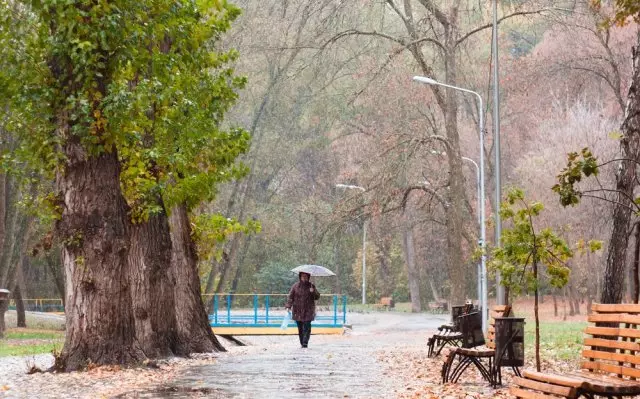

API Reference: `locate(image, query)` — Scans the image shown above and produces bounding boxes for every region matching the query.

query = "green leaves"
[1,0,250,226]
[552,148,599,207]
[488,187,574,296]
[192,213,261,261]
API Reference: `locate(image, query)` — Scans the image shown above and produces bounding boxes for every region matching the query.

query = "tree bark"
[45,251,65,306]
[534,257,541,372]
[128,209,178,358]
[56,149,143,371]
[552,292,558,317]
[13,283,25,328]
[634,222,640,303]
[402,224,421,312]
[602,38,640,304]
[169,204,224,354]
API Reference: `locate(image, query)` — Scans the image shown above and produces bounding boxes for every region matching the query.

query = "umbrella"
[291,264,336,277]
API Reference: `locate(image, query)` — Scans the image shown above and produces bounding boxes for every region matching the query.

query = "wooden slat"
[586,326,640,340]
[583,337,640,352]
[581,360,640,379]
[592,303,640,314]
[582,349,640,366]
[513,377,578,397]
[588,313,640,325]
[522,371,584,388]
[510,387,566,399]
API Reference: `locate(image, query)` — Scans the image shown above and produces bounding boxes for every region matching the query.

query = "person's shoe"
[302,344,307,348]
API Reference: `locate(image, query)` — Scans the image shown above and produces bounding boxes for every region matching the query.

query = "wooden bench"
[510,303,640,398]
[427,303,473,357]
[442,304,515,386]
[379,297,394,308]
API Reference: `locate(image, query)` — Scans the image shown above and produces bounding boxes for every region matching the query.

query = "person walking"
[285,272,320,348]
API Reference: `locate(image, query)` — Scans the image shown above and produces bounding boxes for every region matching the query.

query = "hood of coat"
[298,272,311,284]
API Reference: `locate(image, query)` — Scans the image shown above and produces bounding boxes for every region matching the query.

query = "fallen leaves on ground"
[377,341,576,399]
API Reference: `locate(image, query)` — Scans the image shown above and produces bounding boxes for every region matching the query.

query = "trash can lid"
[0,289,9,294]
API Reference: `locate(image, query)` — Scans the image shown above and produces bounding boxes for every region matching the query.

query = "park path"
[133,312,447,398]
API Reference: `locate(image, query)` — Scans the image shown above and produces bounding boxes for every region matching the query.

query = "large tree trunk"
[442,41,466,306]
[602,39,640,304]
[45,251,65,306]
[634,222,640,303]
[128,209,178,358]
[169,204,224,354]
[56,149,143,371]
[402,224,422,312]
[13,283,25,328]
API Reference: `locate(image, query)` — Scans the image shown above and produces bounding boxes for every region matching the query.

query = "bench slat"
[582,349,640,366]
[592,304,640,314]
[588,313,640,325]
[586,326,640,340]
[522,370,584,388]
[510,387,568,399]
[584,337,640,352]
[512,377,578,397]
[581,360,640,379]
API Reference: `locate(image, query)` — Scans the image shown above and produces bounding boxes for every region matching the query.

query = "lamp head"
[412,76,439,85]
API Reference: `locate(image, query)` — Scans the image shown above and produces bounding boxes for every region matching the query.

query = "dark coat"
[285,279,320,322]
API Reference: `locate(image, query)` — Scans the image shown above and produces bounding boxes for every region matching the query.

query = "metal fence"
[204,293,347,327]
[8,299,64,312]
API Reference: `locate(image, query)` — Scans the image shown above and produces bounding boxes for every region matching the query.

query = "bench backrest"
[379,297,394,307]
[487,304,512,349]
[459,304,512,349]
[582,303,640,379]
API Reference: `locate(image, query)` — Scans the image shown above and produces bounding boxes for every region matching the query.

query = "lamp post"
[336,183,367,305]
[462,156,482,307]
[412,75,488,334]
[492,0,505,305]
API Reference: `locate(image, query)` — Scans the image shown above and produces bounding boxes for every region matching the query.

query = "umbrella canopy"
[291,264,336,277]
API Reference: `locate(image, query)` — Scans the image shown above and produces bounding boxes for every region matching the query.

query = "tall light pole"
[493,0,505,305]
[412,75,488,334]
[462,156,482,307]
[336,183,367,305]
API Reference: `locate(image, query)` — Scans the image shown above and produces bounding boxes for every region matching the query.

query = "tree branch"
[456,9,551,47]
[416,0,449,27]
[402,185,449,210]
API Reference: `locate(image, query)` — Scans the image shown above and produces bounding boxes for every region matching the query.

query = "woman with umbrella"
[285,269,322,348]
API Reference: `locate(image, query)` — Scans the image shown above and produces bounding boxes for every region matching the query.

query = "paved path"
[141,312,447,398]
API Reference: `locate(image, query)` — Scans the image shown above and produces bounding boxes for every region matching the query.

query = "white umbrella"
[291,264,336,277]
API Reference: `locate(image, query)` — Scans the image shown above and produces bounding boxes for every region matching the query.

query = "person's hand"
[309,286,315,293]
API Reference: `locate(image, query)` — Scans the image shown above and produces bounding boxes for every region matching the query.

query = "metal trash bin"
[494,317,525,367]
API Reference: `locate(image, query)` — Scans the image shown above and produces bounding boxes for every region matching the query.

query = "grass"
[524,321,586,362]
[0,328,64,357]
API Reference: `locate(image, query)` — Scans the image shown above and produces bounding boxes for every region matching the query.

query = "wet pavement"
[136,312,447,398]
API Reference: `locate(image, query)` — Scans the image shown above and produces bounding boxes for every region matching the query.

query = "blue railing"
[206,293,347,328]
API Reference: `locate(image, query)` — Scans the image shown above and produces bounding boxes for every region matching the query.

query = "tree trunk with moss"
[170,204,224,354]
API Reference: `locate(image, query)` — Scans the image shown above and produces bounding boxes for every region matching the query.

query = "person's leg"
[302,321,312,347]
[296,321,304,347]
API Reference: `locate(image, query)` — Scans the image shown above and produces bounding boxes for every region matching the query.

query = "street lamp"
[412,75,488,334]
[336,183,367,305]
[462,157,482,307]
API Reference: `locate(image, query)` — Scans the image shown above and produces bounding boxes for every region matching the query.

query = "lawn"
[524,321,586,362]
[0,328,64,357]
